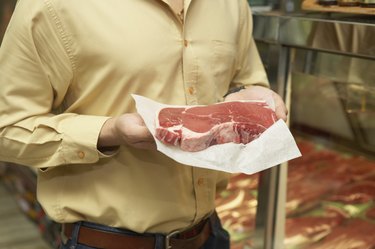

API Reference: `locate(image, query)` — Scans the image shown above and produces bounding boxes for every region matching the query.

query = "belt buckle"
[165,230,180,249]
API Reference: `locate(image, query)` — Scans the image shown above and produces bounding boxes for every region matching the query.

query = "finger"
[132,141,157,150]
[275,105,288,122]
[137,126,154,140]
[133,113,147,126]
[125,124,153,141]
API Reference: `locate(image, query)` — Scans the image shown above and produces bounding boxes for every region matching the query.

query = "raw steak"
[155,101,277,152]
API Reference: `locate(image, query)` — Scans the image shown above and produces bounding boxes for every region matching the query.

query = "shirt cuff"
[60,115,112,164]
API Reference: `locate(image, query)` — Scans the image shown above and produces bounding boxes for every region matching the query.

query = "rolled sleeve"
[60,115,112,165]
[0,0,115,168]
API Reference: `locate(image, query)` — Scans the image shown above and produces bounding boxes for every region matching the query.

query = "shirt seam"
[0,153,63,164]
[43,0,77,72]
[232,0,247,81]
[239,0,247,35]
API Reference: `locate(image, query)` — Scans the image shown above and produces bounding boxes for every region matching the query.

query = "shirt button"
[188,86,195,95]
[78,151,85,159]
[197,178,204,186]
[183,39,189,47]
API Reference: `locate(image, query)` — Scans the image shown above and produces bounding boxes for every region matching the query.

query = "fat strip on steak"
[155,101,277,152]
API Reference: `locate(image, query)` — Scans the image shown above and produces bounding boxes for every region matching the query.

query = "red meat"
[155,101,277,152]
[306,219,375,249]
[326,181,375,204]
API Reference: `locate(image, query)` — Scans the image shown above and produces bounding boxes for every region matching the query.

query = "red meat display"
[366,206,375,220]
[215,137,375,249]
[285,139,375,248]
[326,181,375,204]
[306,219,375,249]
[215,174,259,246]
[285,216,344,248]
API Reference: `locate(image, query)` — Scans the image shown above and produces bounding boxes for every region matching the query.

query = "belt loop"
[154,234,164,249]
[69,222,82,248]
[209,212,217,236]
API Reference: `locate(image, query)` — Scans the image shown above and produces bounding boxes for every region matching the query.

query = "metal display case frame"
[252,9,375,249]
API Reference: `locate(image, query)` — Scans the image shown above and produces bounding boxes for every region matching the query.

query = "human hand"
[224,85,288,121]
[98,113,156,150]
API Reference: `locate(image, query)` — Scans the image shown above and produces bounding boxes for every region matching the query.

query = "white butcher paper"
[132,94,302,175]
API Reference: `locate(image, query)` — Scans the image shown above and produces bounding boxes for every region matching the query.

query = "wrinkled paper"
[133,94,301,175]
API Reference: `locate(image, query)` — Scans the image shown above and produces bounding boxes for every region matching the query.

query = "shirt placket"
[181,0,198,106]
[160,0,206,223]
[192,167,212,223]
[161,0,197,105]
[182,1,210,223]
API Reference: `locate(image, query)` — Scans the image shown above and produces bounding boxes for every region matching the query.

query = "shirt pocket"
[211,40,237,88]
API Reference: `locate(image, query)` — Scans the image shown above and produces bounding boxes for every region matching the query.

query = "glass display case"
[251,2,374,248]
[0,0,16,42]
[284,50,375,249]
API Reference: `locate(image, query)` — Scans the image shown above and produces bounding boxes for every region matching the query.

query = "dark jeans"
[59,213,230,249]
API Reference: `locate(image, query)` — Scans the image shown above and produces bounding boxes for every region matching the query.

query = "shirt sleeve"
[0,0,111,169]
[231,0,269,88]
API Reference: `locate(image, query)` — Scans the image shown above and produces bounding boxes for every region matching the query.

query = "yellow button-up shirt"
[0,0,268,233]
